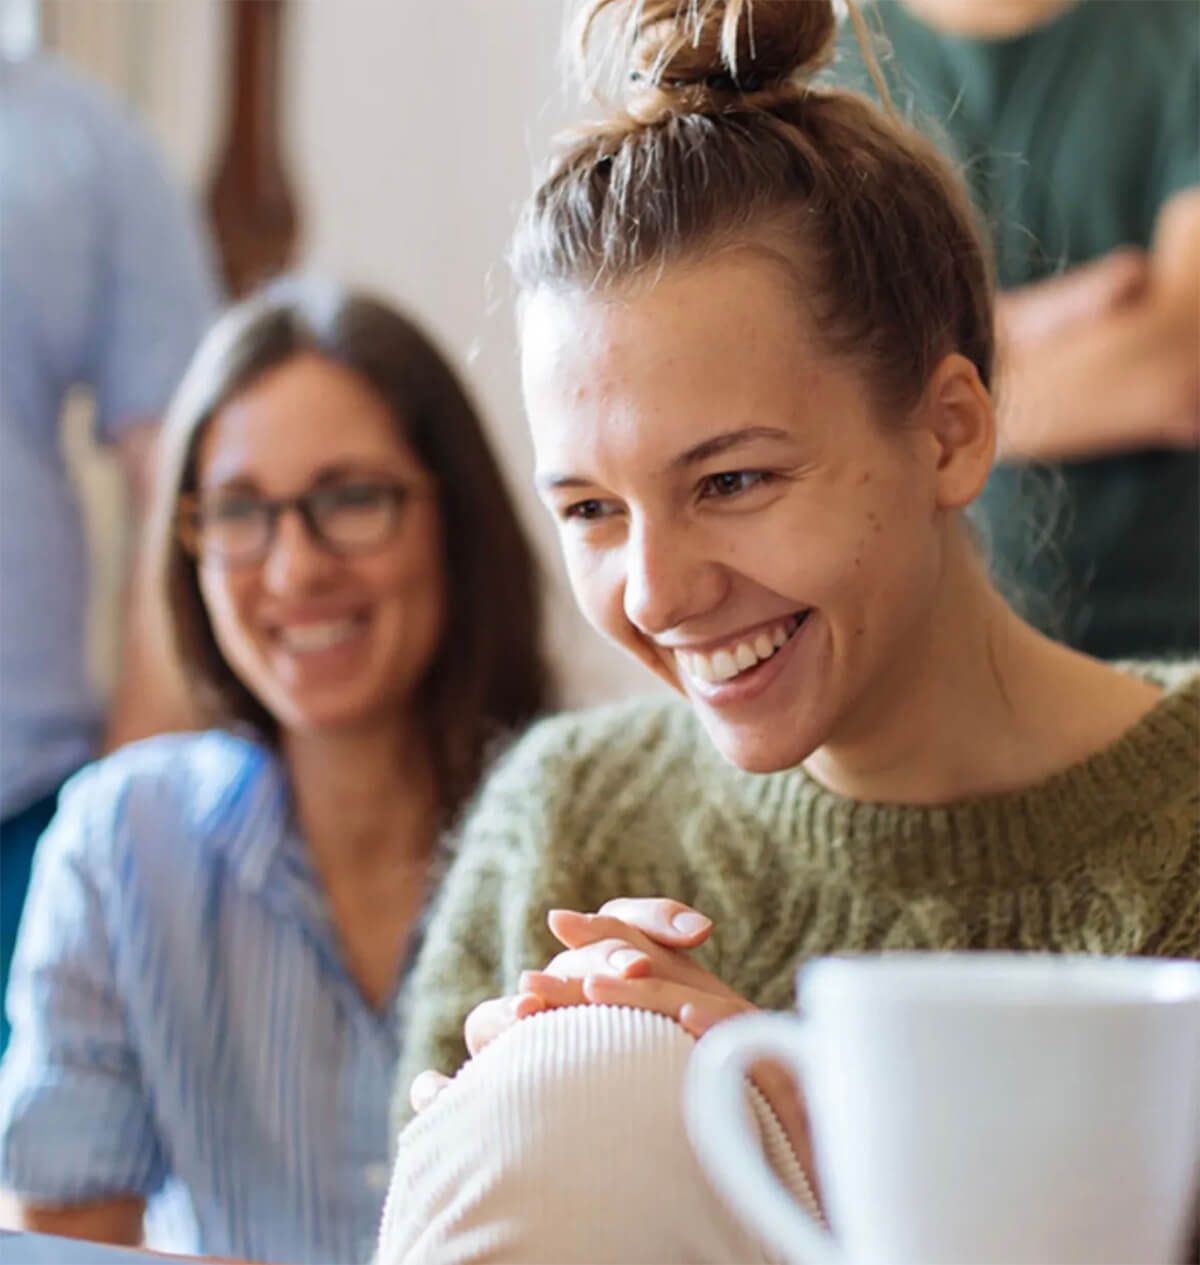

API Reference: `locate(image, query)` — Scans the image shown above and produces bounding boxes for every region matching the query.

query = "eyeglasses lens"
[191,483,407,562]
[310,484,401,551]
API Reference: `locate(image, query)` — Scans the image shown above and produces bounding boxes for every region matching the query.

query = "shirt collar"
[207,740,340,949]
[204,739,294,897]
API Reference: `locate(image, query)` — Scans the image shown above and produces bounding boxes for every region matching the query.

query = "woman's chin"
[270,692,399,741]
[700,714,822,775]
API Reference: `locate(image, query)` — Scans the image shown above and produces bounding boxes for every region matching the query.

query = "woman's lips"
[673,610,809,686]
[676,609,815,707]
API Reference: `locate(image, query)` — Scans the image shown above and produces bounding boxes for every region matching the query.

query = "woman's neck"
[803,535,1160,804]
[282,718,438,1012]
[898,0,1079,39]
[282,718,437,881]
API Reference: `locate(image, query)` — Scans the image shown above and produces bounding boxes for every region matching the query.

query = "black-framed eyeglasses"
[177,477,435,566]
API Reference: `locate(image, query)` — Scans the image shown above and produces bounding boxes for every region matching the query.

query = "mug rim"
[795,952,1200,1009]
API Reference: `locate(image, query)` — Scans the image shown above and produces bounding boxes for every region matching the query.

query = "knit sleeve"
[392,713,620,1135]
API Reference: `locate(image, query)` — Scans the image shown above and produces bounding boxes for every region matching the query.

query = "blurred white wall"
[43,0,652,707]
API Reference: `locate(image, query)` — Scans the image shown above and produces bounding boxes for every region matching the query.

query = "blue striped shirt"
[0,54,218,817]
[0,733,407,1263]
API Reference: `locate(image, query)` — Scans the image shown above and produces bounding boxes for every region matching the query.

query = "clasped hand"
[409,897,754,1114]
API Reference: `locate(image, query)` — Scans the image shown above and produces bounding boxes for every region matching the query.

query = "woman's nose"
[261,508,332,592]
[622,518,720,637]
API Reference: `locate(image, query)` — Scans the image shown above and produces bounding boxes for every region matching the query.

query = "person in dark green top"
[834,0,1200,659]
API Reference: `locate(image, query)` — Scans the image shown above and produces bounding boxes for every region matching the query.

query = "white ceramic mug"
[684,953,1200,1265]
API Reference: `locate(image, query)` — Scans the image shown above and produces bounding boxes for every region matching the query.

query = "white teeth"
[690,653,715,683]
[279,620,359,653]
[673,614,808,687]
[710,650,739,681]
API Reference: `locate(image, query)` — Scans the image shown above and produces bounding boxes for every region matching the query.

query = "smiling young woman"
[379,1,1198,1261]
[0,278,551,1263]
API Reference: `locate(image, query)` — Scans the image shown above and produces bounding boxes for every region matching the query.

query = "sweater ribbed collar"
[693,669,1199,891]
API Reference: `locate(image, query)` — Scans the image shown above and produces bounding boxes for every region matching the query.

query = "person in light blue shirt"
[0,52,220,1046]
[0,279,552,1263]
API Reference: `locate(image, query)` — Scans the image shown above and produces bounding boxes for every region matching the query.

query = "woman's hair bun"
[583,0,838,100]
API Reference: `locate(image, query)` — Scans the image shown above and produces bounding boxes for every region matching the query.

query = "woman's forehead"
[523,254,826,392]
[522,263,855,479]
[196,355,419,487]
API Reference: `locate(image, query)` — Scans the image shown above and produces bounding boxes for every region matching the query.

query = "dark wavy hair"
[151,276,552,823]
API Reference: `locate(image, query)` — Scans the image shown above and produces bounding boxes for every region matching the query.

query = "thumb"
[410,1069,452,1114]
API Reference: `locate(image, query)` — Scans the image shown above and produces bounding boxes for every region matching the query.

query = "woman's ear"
[920,353,996,510]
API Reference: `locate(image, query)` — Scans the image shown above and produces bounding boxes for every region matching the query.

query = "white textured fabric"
[379,1006,818,1264]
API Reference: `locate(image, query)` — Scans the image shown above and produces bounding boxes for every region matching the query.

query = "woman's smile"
[273,617,366,657]
[657,588,834,753]
[266,607,374,677]
[667,610,809,692]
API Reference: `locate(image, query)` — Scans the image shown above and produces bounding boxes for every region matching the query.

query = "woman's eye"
[319,483,389,512]
[700,470,771,499]
[210,496,265,523]
[562,498,613,522]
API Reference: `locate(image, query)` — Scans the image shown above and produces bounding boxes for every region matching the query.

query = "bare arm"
[995,187,1200,462]
[3,1191,254,1260]
[3,1192,145,1245]
[995,246,1149,347]
[101,423,197,753]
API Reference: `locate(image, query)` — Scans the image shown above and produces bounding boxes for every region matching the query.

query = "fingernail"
[680,1002,711,1036]
[514,993,544,1019]
[609,947,646,974]
[672,911,711,935]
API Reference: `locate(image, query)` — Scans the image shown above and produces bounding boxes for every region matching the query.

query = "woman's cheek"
[563,540,619,634]
[198,566,244,647]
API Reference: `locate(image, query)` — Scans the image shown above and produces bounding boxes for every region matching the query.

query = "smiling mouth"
[274,617,367,655]
[672,611,810,685]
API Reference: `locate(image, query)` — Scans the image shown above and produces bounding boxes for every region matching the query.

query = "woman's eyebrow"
[199,474,260,495]
[535,472,593,493]
[536,427,796,492]
[199,462,403,497]
[309,461,403,486]
[669,426,794,470]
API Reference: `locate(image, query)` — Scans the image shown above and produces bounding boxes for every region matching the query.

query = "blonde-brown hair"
[511,0,995,417]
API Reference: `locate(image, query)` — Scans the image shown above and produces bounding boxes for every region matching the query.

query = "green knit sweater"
[394,665,1200,1129]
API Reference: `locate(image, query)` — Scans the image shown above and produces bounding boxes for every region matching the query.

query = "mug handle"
[684,1012,843,1265]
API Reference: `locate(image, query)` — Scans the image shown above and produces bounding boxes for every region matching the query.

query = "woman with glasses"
[0,277,551,1263]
